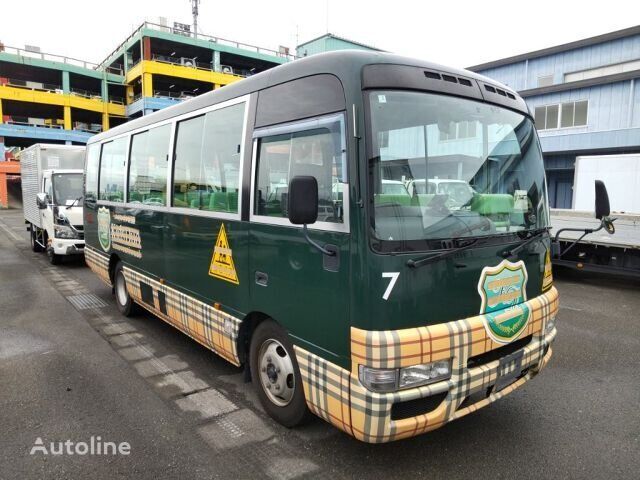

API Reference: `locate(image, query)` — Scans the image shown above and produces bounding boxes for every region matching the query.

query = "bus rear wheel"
[250,320,310,427]
[114,262,136,317]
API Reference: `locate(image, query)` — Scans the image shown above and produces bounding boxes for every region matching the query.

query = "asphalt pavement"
[0,208,638,479]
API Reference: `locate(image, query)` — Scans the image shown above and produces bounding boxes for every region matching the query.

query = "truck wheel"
[250,320,310,427]
[30,225,44,252]
[114,262,136,317]
[47,247,61,265]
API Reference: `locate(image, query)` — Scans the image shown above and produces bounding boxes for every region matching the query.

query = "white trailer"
[549,154,640,277]
[19,144,86,264]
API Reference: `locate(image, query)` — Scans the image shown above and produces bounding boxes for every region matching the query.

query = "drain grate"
[66,294,108,310]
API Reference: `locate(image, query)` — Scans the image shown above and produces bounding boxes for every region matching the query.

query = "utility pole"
[191,0,200,39]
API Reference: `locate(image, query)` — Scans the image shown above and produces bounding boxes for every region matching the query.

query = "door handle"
[255,271,268,287]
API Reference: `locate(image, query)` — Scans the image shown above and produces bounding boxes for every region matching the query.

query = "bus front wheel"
[250,320,310,428]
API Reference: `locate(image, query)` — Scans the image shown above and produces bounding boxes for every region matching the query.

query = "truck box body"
[19,144,85,227]
[573,154,640,214]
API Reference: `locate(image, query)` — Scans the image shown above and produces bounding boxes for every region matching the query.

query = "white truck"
[550,154,640,277]
[19,144,86,264]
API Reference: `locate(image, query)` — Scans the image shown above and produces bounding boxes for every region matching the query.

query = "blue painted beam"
[0,124,93,143]
[540,127,640,153]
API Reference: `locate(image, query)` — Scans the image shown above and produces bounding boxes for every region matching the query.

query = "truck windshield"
[53,173,83,206]
[368,90,549,251]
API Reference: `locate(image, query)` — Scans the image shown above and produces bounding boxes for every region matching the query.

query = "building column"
[213,51,221,72]
[0,99,3,123]
[102,112,109,132]
[142,72,153,98]
[142,37,152,61]
[101,80,109,102]
[63,106,72,130]
[0,172,7,207]
[62,71,70,93]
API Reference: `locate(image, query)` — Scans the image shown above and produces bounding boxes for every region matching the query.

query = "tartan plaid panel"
[123,267,242,366]
[85,246,111,287]
[294,346,353,436]
[351,286,558,370]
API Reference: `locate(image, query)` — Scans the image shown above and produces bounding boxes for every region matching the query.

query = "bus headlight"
[399,360,451,389]
[359,360,452,393]
[54,225,79,239]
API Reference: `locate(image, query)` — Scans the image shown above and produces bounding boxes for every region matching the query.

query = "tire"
[114,262,136,317]
[47,247,61,265]
[30,225,44,252]
[250,320,310,428]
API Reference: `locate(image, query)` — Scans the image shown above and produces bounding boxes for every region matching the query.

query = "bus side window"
[85,144,100,203]
[254,116,346,223]
[172,115,206,210]
[172,102,245,213]
[98,137,127,202]
[128,124,171,206]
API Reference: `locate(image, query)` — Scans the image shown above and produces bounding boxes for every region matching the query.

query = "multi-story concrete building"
[469,25,640,208]
[0,21,294,206]
[0,21,294,161]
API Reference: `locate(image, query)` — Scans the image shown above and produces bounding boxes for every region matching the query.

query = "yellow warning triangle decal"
[208,223,239,285]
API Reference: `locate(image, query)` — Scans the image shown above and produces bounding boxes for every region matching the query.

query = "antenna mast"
[191,0,200,39]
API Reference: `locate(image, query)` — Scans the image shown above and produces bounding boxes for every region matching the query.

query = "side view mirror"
[288,176,335,257]
[288,176,318,225]
[36,193,49,210]
[594,180,610,219]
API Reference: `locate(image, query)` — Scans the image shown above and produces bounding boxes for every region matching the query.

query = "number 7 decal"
[382,272,400,300]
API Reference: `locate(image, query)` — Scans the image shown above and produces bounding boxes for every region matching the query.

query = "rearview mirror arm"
[553,218,607,258]
[302,224,336,256]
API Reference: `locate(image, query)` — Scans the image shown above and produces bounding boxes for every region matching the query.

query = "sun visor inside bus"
[255,74,346,128]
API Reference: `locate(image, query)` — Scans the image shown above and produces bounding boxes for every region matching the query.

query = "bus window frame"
[93,94,251,222]
[249,112,350,234]
[97,136,131,204]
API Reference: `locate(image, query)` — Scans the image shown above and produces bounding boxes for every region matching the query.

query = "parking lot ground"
[1,208,639,480]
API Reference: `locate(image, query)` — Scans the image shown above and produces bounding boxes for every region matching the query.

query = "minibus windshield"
[368,90,549,251]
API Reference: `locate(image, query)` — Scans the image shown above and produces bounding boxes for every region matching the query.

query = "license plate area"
[494,349,524,392]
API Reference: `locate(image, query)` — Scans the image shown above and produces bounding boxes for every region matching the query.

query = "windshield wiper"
[501,227,550,258]
[66,196,83,209]
[407,237,480,269]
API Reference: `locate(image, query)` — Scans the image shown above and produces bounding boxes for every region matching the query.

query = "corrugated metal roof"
[297,33,384,52]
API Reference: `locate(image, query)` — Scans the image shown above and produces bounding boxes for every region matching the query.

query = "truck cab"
[33,169,85,263]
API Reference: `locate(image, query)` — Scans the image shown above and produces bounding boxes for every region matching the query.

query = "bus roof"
[89,50,528,145]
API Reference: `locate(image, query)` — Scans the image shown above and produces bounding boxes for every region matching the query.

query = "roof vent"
[496,88,507,97]
[458,78,472,87]
[484,85,496,93]
[442,74,458,83]
[424,71,441,80]
[506,92,515,99]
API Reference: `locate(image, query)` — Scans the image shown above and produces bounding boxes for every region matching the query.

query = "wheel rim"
[116,271,128,307]
[258,339,296,407]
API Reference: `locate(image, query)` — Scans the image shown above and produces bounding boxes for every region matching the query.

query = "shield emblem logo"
[97,207,111,252]
[477,259,530,343]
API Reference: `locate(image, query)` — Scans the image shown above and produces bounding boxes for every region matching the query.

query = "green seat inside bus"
[208,191,239,212]
[471,194,514,228]
[374,194,413,206]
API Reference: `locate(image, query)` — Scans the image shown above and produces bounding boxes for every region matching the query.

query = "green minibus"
[84,50,559,443]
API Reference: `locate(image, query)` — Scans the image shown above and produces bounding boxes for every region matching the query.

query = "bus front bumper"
[294,286,559,443]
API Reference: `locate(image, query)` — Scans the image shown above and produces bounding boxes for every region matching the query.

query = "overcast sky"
[2,1,639,69]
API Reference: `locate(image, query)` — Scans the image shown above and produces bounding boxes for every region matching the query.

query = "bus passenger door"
[248,114,351,361]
